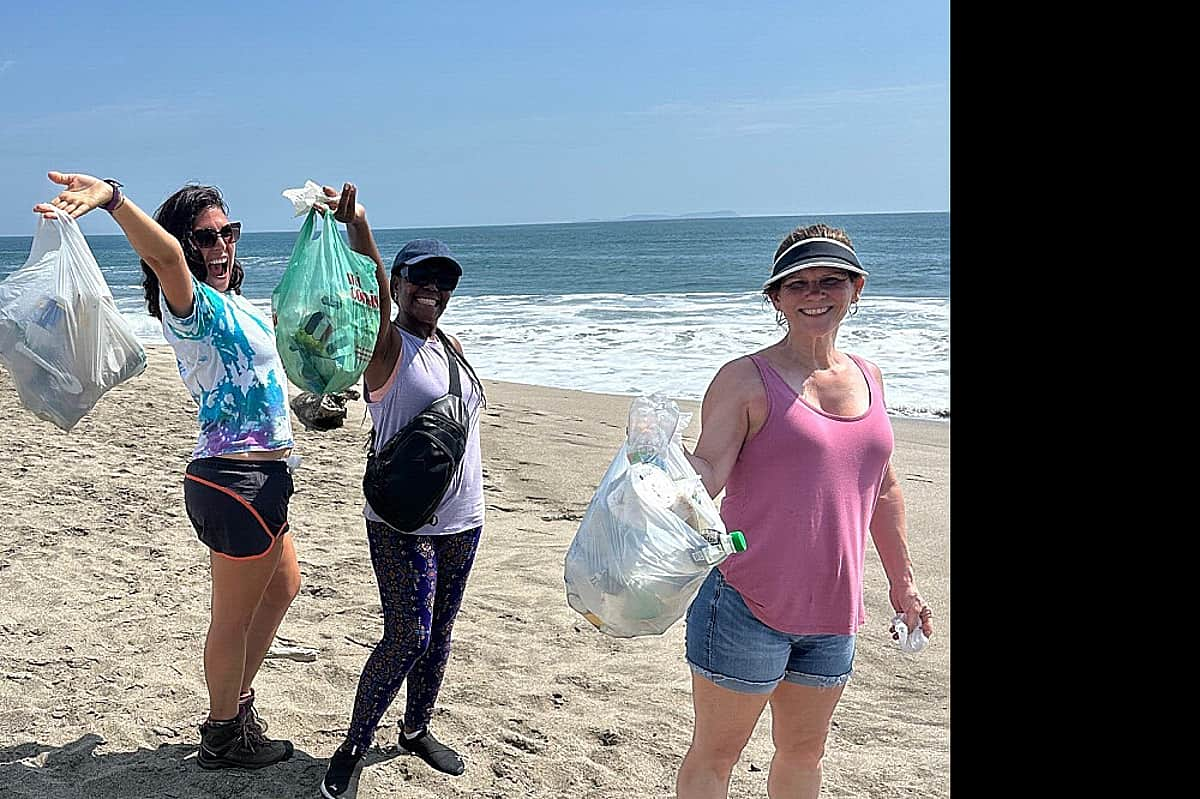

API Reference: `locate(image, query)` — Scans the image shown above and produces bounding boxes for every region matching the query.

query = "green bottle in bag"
[272,208,380,394]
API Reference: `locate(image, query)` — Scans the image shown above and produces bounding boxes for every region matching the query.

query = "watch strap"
[101,179,124,213]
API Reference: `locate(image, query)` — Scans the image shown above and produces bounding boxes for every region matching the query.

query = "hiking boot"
[237,689,270,742]
[320,740,367,798]
[197,716,294,770]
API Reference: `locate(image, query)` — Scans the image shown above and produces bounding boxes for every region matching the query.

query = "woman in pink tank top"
[675,223,935,799]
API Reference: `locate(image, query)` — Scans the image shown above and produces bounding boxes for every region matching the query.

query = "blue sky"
[0,1,949,236]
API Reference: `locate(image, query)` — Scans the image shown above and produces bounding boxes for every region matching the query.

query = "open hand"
[32,171,113,219]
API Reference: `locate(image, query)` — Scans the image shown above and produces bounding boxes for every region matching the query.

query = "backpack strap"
[436,329,462,399]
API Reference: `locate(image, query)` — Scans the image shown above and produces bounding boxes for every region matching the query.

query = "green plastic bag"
[272,208,380,394]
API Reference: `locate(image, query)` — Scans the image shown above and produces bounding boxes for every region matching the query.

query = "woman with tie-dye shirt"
[34,172,372,772]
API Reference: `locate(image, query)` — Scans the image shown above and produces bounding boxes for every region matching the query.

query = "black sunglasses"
[190,221,242,249]
[401,264,459,292]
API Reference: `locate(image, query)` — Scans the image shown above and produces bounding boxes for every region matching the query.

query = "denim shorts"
[685,568,856,694]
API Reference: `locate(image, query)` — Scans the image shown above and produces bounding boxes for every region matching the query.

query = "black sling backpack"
[362,330,470,532]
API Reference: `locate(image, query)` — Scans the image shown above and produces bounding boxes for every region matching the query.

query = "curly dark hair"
[141,184,244,319]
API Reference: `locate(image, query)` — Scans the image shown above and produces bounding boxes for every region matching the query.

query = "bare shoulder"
[379,323,404,365]
[707,354,766,406]
[364,324,403,395]
[697,354,770,450]
[713,354,761,387]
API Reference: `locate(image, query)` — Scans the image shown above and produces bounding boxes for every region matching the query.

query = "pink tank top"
[717,353,895,635]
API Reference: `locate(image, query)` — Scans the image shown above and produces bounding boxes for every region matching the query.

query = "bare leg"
[765,681,846,799]
[239,535,302,694]
[204,539,286,720]
[676,673,771,799]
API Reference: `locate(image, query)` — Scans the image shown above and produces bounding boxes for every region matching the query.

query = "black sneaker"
[197,717,294,770]
[320,741,367,798]
[397,728,465,776]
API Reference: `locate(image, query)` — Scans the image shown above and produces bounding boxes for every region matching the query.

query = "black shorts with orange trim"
[184,457,294,559]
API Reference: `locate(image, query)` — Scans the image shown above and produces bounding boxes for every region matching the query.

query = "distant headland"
[586,211,741,223]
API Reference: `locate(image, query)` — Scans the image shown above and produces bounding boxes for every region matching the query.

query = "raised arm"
[685,357,762,498]
[34,171,194,318]
[320,183,397,393]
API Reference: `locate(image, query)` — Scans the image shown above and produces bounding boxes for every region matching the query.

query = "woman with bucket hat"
[673,223,935,799]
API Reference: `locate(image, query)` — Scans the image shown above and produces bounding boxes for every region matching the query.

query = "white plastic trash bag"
[0,212,147,430]
[564,393,746,638]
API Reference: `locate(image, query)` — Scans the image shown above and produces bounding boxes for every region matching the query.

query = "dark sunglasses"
[189,221,242,249]
[401,264,459,292]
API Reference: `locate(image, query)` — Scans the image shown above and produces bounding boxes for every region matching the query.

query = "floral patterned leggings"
[346,521,481,748]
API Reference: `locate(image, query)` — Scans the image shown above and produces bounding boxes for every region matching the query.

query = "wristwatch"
[101,179,125,213]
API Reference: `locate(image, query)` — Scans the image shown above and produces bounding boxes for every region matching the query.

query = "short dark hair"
[141,184,244,319]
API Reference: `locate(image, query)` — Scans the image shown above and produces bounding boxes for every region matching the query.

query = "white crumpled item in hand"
[281,180,334,216]
[891,613,929,654]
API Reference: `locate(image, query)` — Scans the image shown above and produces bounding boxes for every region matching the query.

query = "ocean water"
[0,213,949,418]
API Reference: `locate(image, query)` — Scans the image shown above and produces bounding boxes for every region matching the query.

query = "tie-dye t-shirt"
[161,278,294,460]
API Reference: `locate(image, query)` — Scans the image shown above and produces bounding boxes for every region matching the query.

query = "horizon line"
[0,208,949,238]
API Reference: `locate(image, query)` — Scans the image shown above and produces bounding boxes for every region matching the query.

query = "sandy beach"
[0,345,949,799]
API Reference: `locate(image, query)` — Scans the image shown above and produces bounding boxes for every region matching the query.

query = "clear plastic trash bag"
[0,212,147,431]
[564,393,745,638]
[272,207,380,394]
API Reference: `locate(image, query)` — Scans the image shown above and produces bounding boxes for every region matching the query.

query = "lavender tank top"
[363,326,485,535]
[717,353,895,635]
